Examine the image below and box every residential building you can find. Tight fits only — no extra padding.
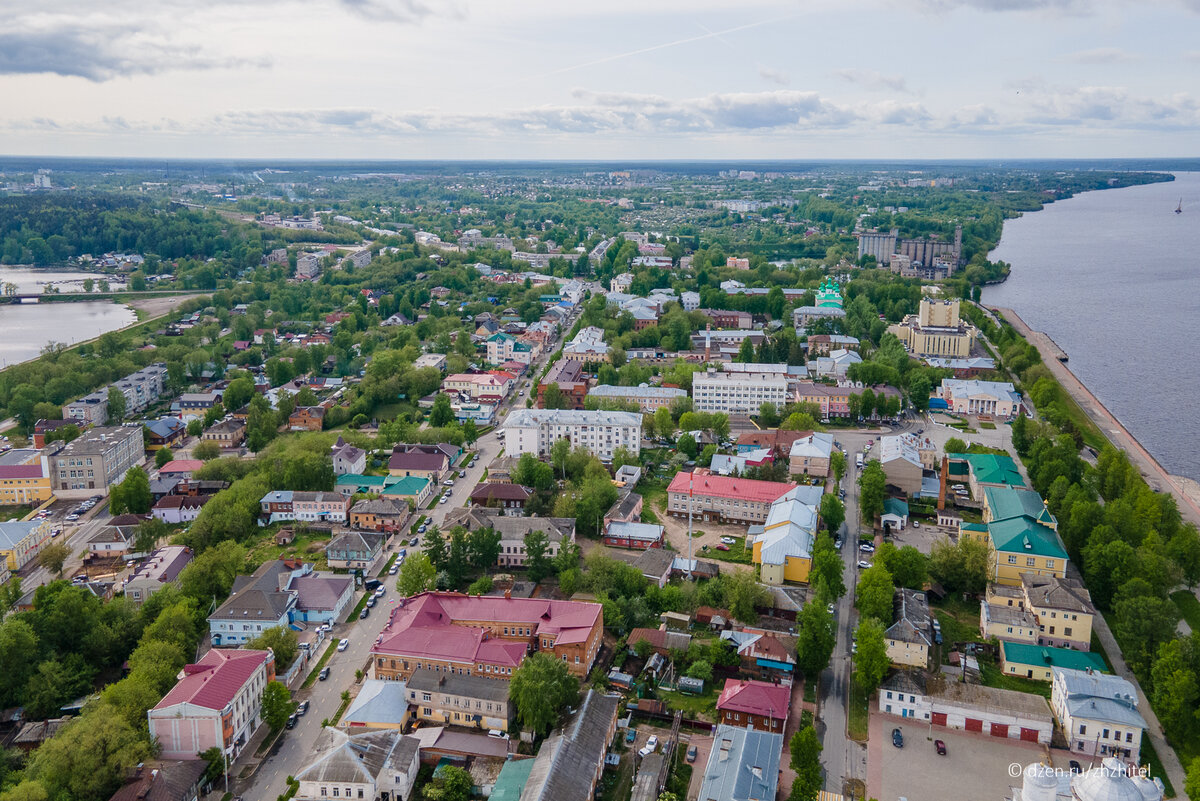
[877,670,1053,743]
[202,418,246,448]
[562,326,611,363]
[627,627,693,657]
[886,588,933,669]
[0,519,54,571]
[469,482,532,515]
[667,469,797,526]
[680,290,700,311]
[388,446,452,482]
[878,433,926,496]
[888,298,979,359]
[809,348,863,379]
[719,630,796,682]
[727,257,751,270]
[259,491,350,525]
[716,679,789,733]
[692,370,789,414]
[414,353,447,371]
[586,383,686,412]
[371,592,604,681]
[63,393,108,426]
[288,406,326,431]
[108,363,170,416]
[146,417,187,450]
[736,429,807,457]
[1051,667,1146,759]
[750,484,822,585]
[0,460,52,505]
[406,668,514,731]
[792,305,845,333]
[289,570,355,625]
[208,561,296,646]
[602,521,664,550]
[443,507,574,568]
[336,474,433,507]
[695,725,783,801]
[342,680,412,730]
[792,382,852,419]
[503,408,641,463]
[49,425,144,498]
[88,518,137,554]
[445,372,515,402]
[326,531,386,572]
[519,690,619,801]
[984,575,1095,651]
[610,273,634,293]
[108,760,207,801]
[349,497,411,533]
[178,392,222,417]
[981,586,1040,645]
[294,728,421,801]
[807,334,861,356]
[537,359,587,409]
[698,308,753,330]
[486,332,536,366]
[159,459,204,480]
[787,431,834,477]
[1000,641,1107,682]
[32,418,77,448]
[296,253,321,280]
[152,494,211,524]
[148,648,275,760]
[124,545,193,607]
[935,378,1023,418]
[330,437,367,475]
[709,449,772,476]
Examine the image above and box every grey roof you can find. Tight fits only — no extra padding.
[343,679,410,726]
[210,560,295,622]
[407,667,511,704]
[350,497,410,516]
[1053,667,1147,730]
[109,761,206,801]
[505,408,641,428]
[443,507,574,542]
[630,753,664,801]
[887,588,931,646]
[588,384,687,400]
[520,690,619,801]
[291,574,353,612]
[696,725,783,801]
[327,531,385,556]
[0,521,47,549]
[296,728,419,786]
[1021,573,1094,614]
[605,522,663,543]
[606,491,643,520]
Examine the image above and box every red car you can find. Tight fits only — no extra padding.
[715,543,730,551]
[935,740,947,756]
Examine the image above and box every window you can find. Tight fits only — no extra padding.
[1026,557,1036,567]
[1008,555,1017,564]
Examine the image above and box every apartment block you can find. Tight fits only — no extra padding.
[503,408,640,462]
[49,425,144,498]
[692,370,789,414]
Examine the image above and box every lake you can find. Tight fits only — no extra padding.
[987,171,1200,482]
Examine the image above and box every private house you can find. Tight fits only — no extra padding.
[208,561,297,646]
[349,497,411,533]
[87,517,139,555]
[627,627,693,657]
[445,372,516,403]
[486,332,536,366]
[877,671,1053,743]
[145,417,187,451]
[388,448,451,482]
[109,760,207,801]
[468,482,532,515]
[342,680,412,730]
[202,418,246,448]
[0,519,54,571]
[787,431,834,478]
[336,474,433,507]
[749,484,823,585]
[519,690,619,801]
[442,507,574,568]
[624,546,675,589]
[326,531,386,572]
[289,570,355,625]
[178,392,222,418]
[294,728,421,801]
[124,545,193,607]
[666,469,797,525]
[371,592,604,681]
[148,648,275,760]
[601,521,664,550]
[720,630,796,682]
[736,429,807,457]
[289,406,326,432]
[259,491,350,525]
[807,334,861,356]
[406,668,514,731]
[709,449,772,476]
[880,498,909,531]
[695,726,783,801]
[886,588,933,669]
[159,459,204,480]
[878,433,926,496]
[151,494,211,524]
[1051,667,1146,759]
[603,491,643,528]
[716,679,790,733]
[330,437,367,475]
[999,641,1107,682]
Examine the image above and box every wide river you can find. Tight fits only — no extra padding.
[987,171,1200,482]
[0,266,137,368]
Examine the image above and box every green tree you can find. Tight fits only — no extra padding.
[819,494,844,535]
[106,386,127,422]
[422,764,473,801]
[795,599,836,680]
[423,527,447,569]
[468,527,502,570]
[112,468,151,515]
[877,544,927,590]
[186,418,203,437]
[830,450,846,484]
[0,779,49,801]
[397,551,437,596]
[653,406,674,439]
[686,659,713,683]
[944,437,968,454]
[1113,594,1179,671]
[855,563,894,622]
[462,418,478,446]
[261,680,292,732]
[525,530,553,582]
[677,433,698,459]
[179,541,245,603]
[810,534,846,601]
[26,711,149,801]
[542,382,568,409]
[759,402,781,427]
[509,652,580,735]
[550,437,571,480]
[857,460,886,524]
[37,542,71,579]
[0,618,39,707]
[928,537,989,595]
[430,393,455,427]
[736,337,755,363]
[246,626,299,671]
[467,575,494,596]
[852,618,889,693]
[1011,413,1030,455]
[193,440,222,461]
[1187,756,1200,801]
[788,725,824,801]
[154,447,174,469]
[726,570,770,623]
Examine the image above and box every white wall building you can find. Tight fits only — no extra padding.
[692,370,789,414]
[1051,667,1146,759]
[503,409,641,462]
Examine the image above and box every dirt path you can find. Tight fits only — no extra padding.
[127,294,197,319]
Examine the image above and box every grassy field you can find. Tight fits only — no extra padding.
[1089,631,1115,672]
[246,527,332,571]
[932,596,982,663]
[0,505,33,522]
[849,677,870,742]
[699,536,753,565]
[1171,590,1200,631]
[979,660,1051,698]
[657,686,719,721]
[1140,737,1177,798]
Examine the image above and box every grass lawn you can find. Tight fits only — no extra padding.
[1089,631,1115,672]
[301,642,336,689]
[0,505,33,522]
[665,743,692,798]
[932,596,982,662]
[657,687,719,721]
[804,680,817,704]
[246,527,332,571]
[848,677,870,742]
[699,536,753,565]
[979,422,997,430]
[1171,589,1200,632]
[979,660,1051,698]
[1140,738,1177,798]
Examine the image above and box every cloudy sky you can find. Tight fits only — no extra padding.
[2,0,1198,159]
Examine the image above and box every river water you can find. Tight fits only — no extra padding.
[0,266,137,368]
[987,171,1200,482]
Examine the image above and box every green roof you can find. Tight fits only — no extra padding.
[884,498,909,517]
[961,453,1025,487]
[947,461,970,477]
[983,485,1056,527]
[988,517,1068,560]
[491,758,535,801]
[380,476,430,497]
[960,522,988,532]
[336,474,386,490]
[1002,641,1107,673]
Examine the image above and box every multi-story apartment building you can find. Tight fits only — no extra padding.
[692,370,789,414]
[486,332,537,365]
[124,546,194,607]
[148,648,275,760]
[666,469,796,525]
[586,384,687,412]
[983,574,1095,651]
[63,393,109,426]
[49,425,144,498]
[371,592,603,681]
[406,668,514,731]
[65,363,169,424]
[503,409,641,463]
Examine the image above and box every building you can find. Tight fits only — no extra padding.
[178,392,222,417]
[700,309,753,329]
[503,409,641,463]
[371,592,603,681]
[667,469,797,525]
[877,671,1053,743]
[148,648,275,760]
[388,446,452,482]
[793,305,846,333]
[602,521,664,550]
[158,459,204,480]
[468,482,532,515]
[336,474,433,508]
[445,372,515,402]
[208,561,296,646]
[695,725,782,801]
[809,349,863,379]
[982,586,1041,645]
[326,531,386,572]
[259,491,350,525]
[627,627,693,657]
[486,332,536,366]
[0,460,52,505]
[63,393,108,426]
[736,429,807,457]
[152,494,211,524]
[49,425,144,498]
[443,507,575,568]
[984,575,1095,651]
[108,760,207,801]
[858,228,898,263]
[720,630,796,682]
[750,484,822,585]
[888,298,979,359]
[692,370,789,414]
[342,680,412,730]
[0,519,53,571]
[878,434,927,496]
[807,334,861,356]
[202,418,246,448]
[787,431,834,477]
[709,449,772,476]
[562,326,611,363]
[537,359,588,409]
[716,679,790,733]
[294,728,421,801]
[1000,641,1107,682]
[978,485,1068,587]
[288,406,326,432]
[124,545,193,607]
[1051,667,1146,759]
[349,497,411,533]
[925,356,997,377]
[610,273,633,293]
[414,353,447,371]
[886,588,933,669]
[935,378,1023,418]
[519,690,619,801]
[406,668,514,731]
[146,417,187,450]
[330,437,367,476]
[586,383,686,412]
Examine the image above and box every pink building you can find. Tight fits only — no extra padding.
[148,649,275,760]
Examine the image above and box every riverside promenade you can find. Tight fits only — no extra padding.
[994,306,1200,529]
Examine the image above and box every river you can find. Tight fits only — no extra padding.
[986,171,1200,482]
[0,266,137,368]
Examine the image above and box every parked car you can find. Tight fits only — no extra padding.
[686,745,698,763]
[1069,760,1082,773]
[418,525,427,534]
[857,561,872,569]
[912,520,920,528]
[359,608,370,619]
[935,739,946,755]
[389,565,399,575]
[337,638,349,652]
[444,480,454,486]
[715,543,730,551]
[646,735,659,750]
[859,543,875,553]
[719,537,736,545]
[625,729,637,744]
[439,496,448,504]
[366,598,376,608]
[319,667,331,681]
[487,729,509,740]
[297,700,310,716]
[374,586,385,597]
[410,537,419,547]
[892,728,904,748]
[286,714,298,729]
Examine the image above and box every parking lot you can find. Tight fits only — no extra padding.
[868,712,1060,801]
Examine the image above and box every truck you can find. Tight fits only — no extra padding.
[856,452,864,469]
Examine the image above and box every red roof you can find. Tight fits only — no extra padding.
[153,495,211,510]
[388,450,448,471]
[716,678,791,720]
[469,483,532,502]
[159,460,204,474]
[0,465,43,480]
[667,469,796,504]
[153,649,272,712]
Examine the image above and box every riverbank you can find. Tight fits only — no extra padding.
[993,305,1200,529]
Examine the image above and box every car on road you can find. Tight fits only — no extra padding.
[319,667,331,681]
[859,543,875,553]
[686,745,698,763]
[834,538,843,549]
[359,608,370,619]
[935,739,946,755]
[65,513,79,521]
[389,564,399,575]
[857,561,872,569]
[720,537,736,545]
[337,638,349,652]
[459,470,467,478]
[444,480,454,486]
[439,495,448,504]
[374,586,385,597]
[366,598,376,608]
[1069,760,1082,773]
[286,714,298,729]
[410,537,419,547]
[892,728,904,748]
[297,700,309,716]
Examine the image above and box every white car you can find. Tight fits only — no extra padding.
[337,638,349,652]
[858,560,873,569]
[444,480,454,486]
[859,543,875,553]
[911,520,920,529]
[439,495,449,504]
[639,735,659,757]
[720,537,736,545]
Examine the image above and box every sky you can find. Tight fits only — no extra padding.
[1,0,1198,159]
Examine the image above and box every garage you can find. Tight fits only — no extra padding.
[1020,728,1040,742]
[965,718,983,732]
[931,712,947,727]
[990,723,1009,738]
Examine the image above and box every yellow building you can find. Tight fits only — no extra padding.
[885,589,932,669]
[981,486,1068,587]
[984,575,1096,651]
[981,585,1039,645]
[1000,641,1105,682]
[751,485,823,585]
[405,668,512,732]
[0,518,54,571]
[888,298,978,358]
[0,451,53,506]
[340,680,411,730]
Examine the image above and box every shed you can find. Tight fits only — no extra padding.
[660,612,691,630]
[678,676,705,695]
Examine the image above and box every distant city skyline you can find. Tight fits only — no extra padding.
[2,0,1197,159]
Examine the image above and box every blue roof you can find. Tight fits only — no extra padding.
[755,658,795,672]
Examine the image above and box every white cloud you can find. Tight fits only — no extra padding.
[758,65,791,85]
[832,68,911,93]
[1066,47,1137,64]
